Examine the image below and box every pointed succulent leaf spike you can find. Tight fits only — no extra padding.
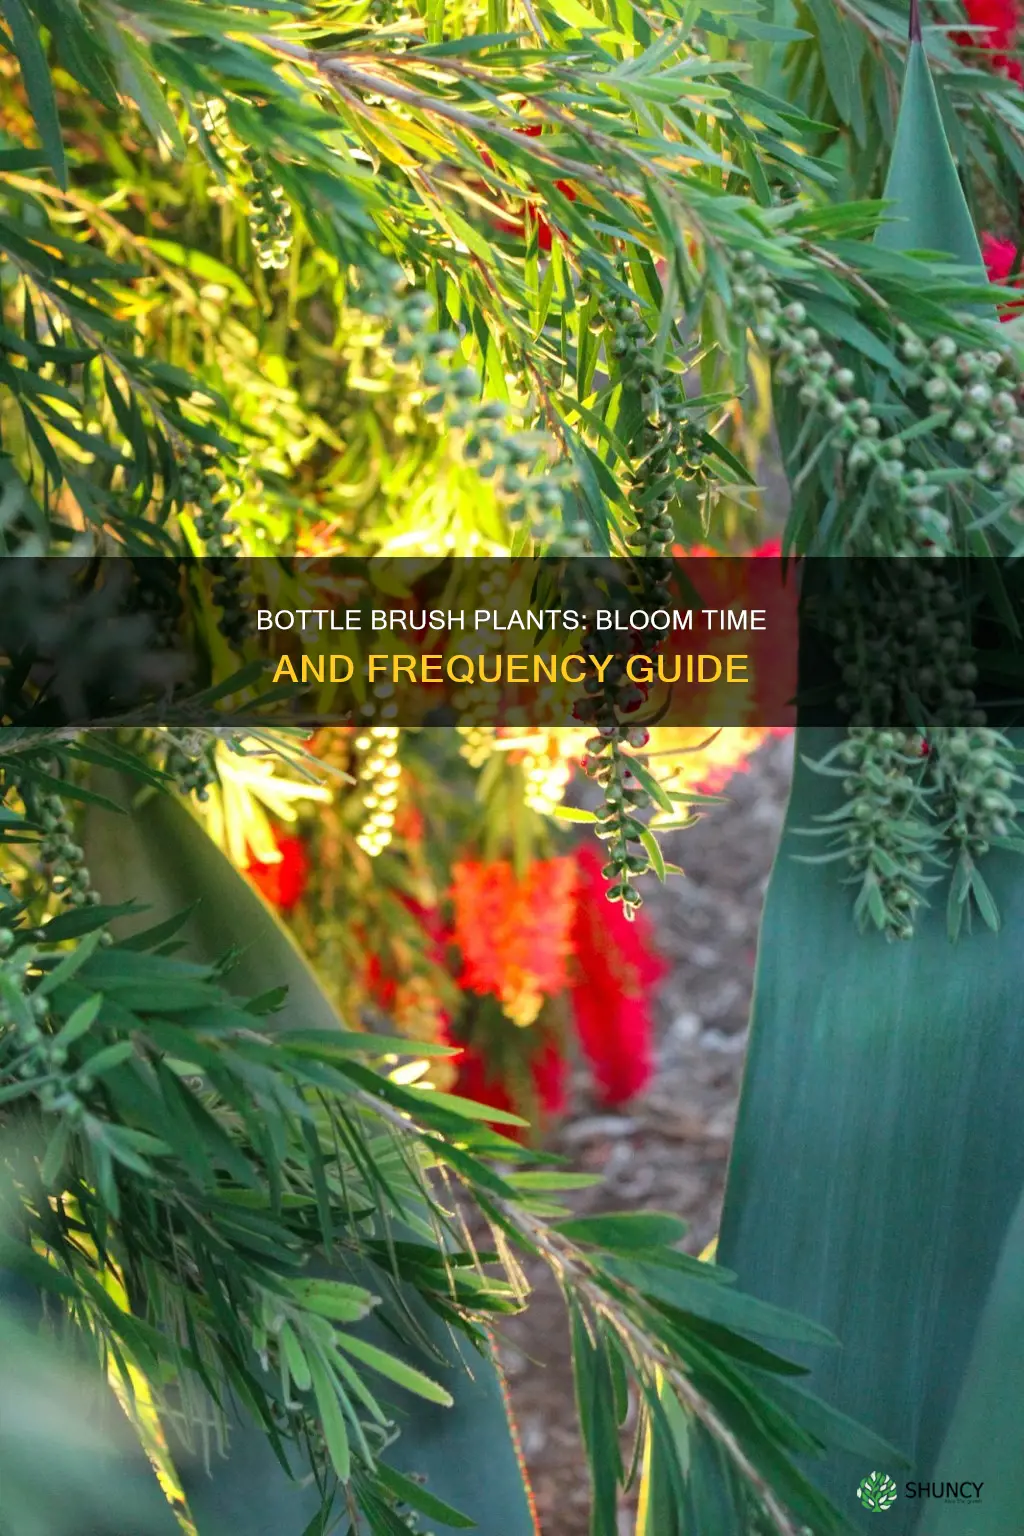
[876,0,983,272]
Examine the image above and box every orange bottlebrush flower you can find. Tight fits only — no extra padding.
[393,801,425,844]
[450,857,577,1026]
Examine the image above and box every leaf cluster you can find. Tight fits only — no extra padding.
[0,726,902,1533]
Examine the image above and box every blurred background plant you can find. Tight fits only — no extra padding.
[230,718,789,1127]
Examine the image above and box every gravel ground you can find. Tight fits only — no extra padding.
[499,733,795,1535]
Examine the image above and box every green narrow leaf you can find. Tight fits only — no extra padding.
[969,865,1000,931]
[0,0,66,186]
[623,755,675,814]
[374,1464,477,1530]
[639,826,667,882]
[279,1321,312,1394]
[36,929,104,997]
[506,1171,602,1192]
[334,1332,454,1407]
[95,16,184,157]
[307,1350,351,1481]
[289,1279,377,1323]
[739,137,772,206]
[555,1212,687,1250]
[569,1303,619,1536]
[805,0,865,146]
[39,1118,72,1186]
[82,1040,136,1078]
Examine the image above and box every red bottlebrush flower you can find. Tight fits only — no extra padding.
[955,0,1023,80]
[670,537,783,558]
[361,892,451,1006]
[530,1038,568,1116]
[245,831,309,910]
[450,1042,527,1139]
[753,537,783,559]
[363,949,397,1010]
[572,990,654,1104]
[982,233,1024,321]
[450,1035,566,1132]
[568,845,666,1105]
[984,232,1017,279]
[482,124,578,253]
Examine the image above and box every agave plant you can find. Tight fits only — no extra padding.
[639,11,1024,1536]
[0,1261,197,1536]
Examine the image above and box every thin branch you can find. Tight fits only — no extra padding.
[502,1198,805,1536]
[351,1083,804,1536]
[257,35,628,194]
[804,241,890,311]
[0,728,82,758]
[519,0,546,45]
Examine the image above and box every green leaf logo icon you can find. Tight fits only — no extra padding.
[857,1472,899,1512]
